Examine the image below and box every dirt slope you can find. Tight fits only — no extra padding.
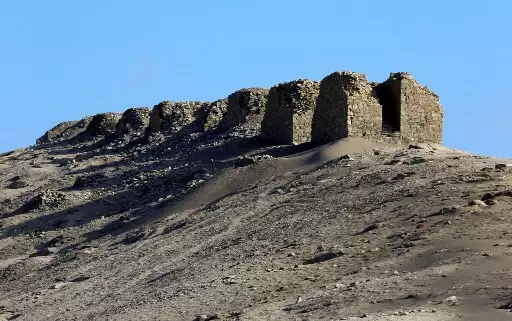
[1,132,512,321]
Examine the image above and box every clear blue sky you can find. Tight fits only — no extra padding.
[1,1,511,156]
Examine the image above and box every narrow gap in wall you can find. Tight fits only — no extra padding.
[375,83,400,133]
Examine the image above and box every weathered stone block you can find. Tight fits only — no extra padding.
[148,101,208,134]
[115,107,151,136]
[312,72,381,145]
[220,88,269,130]
[84,113,122,136]
[261,79,320,144]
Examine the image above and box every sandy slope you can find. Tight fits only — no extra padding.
[0,136,512,321]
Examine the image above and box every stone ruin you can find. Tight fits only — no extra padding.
[84,112,123,137]
[36,116,93,144]
[264,71,443,145]
[148,101,207,134]
[261,79,320,144]
[115,107,151,137]
[220,88,269,130]
[201,98,228,131]
[312,72,382,144]
[374,72,443,144]
[35,70,443,147]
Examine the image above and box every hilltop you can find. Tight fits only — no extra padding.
[0,71,511,321]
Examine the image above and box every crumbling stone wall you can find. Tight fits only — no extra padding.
[312,72,382,145]
[37,121,78,145]
[84,113,122,137]
[220,88,269,130]
[261,79,320,144]
[201,98,228,131]
[148,101,208,134]
[36,116,93,145]
[377,72,443,144]
[115,107,151,136]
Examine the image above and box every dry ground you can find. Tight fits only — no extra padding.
[1,135,512,321]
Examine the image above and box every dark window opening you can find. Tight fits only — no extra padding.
[375,84,400,133]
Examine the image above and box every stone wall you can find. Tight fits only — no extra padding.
[220,88,269,130]
[148,101,208,134]
[261,79,320,144]
[312,72,382,145]
[115,107,151,136]
[378,72,443,144]
[37,121,78,145]
[84,113,123,137]
[36,116,93,145]
[201,99,228,131]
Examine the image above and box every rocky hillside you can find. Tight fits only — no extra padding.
[1,72,512,321]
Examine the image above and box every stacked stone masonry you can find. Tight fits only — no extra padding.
[261,79,320,144]
[35,70,443,147]
[201,99,228,132]
[115,107,151,136]
[220,88,269,130]
[312,72,382,145]
[148,101,208,134]
[376,72,443,144]
[85,113,123,136]
[36,116,93,145]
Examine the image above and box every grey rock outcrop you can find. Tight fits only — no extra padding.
[261,79,320,144]
[115,107,151,136]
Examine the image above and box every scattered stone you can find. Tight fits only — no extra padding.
[52,282,69,289]
[498,301,512,310]
[18,190,67,213]
[194,314,219,321]
[29,247,57,257]
[495,163,512,171]
[355,223,383,235]
[442,295,459,306]
[122,229,146,245]
[73,173,108,188]
[6,180,29,189]
[340,154,354,161]
[303,251,344,265]
[469,200,487,207]
[234,155,273,168]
